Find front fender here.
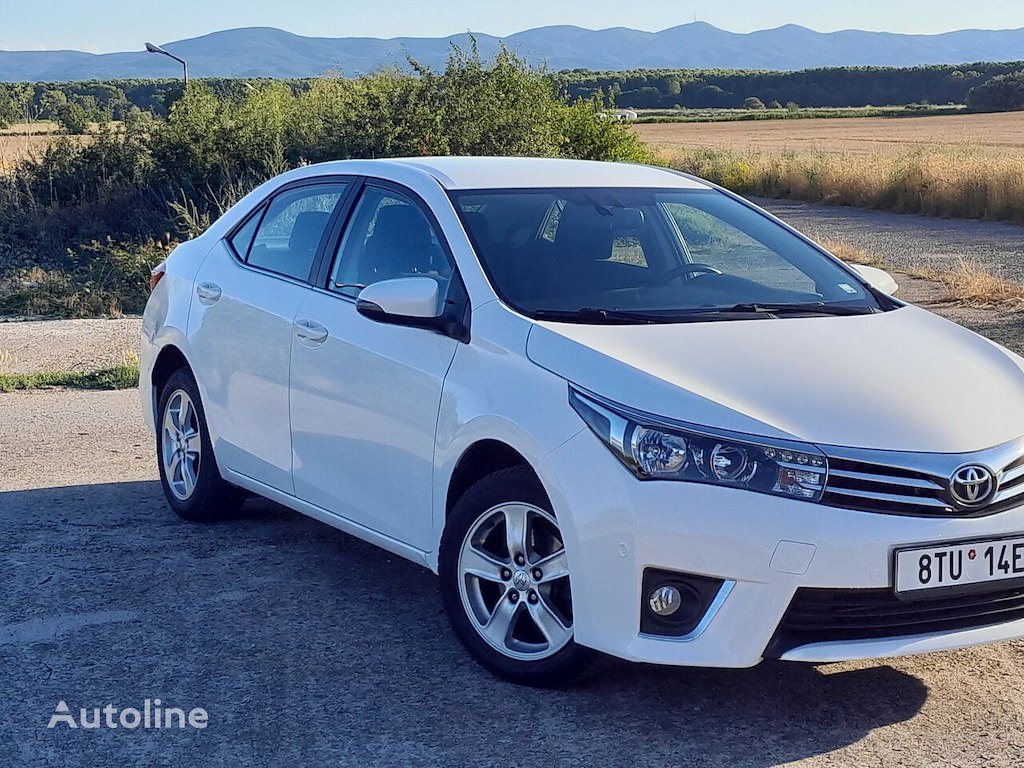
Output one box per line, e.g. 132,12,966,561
430,302,586,571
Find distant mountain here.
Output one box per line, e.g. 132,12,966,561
3,23,1024,82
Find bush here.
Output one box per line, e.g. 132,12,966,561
0,43,652,317
0,239,169,317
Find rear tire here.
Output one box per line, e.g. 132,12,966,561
156,367,243,522
439,466,591,687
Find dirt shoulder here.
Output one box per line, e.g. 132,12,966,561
0,317,142,375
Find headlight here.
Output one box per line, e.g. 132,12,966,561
569,388,827,502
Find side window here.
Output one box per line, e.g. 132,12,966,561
330,187,452,307
229,206,263,260
246,183,347,281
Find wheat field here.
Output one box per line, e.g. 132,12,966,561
633,112,1024,155
0,123,83,171
639,112,1024,223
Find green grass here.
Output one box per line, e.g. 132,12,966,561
0,364,139,393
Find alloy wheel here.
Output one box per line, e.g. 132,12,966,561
161,389,202,501
457,502,573,661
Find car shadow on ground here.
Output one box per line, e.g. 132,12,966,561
1,481,927,767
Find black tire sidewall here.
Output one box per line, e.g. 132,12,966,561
439,466,590,687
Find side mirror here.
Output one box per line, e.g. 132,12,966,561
848,264,899,296
356,277,441,321
356,275,471,342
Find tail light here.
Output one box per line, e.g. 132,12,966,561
149,261,167,292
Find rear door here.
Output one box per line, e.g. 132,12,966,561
289,182,465,551
187,179,351,492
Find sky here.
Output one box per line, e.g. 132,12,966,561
1,0,1022,52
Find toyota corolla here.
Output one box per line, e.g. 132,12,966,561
140,157,1024,686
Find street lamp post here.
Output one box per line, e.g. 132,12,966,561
145,42,188,87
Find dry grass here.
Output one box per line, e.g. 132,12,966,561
817,238,888,268
668,145,1024,222
935,260,1024,308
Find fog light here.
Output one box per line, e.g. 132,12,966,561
648,585,682,617
641,569,726,637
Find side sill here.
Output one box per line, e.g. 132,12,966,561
222,468,435,572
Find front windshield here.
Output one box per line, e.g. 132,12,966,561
451,187,886,321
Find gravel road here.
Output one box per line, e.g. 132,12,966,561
3,388,1024,767
754,197,1024,280
0,318,141,375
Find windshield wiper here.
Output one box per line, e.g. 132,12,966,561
532,302,878,325
724,302,878,317
533,308,678,324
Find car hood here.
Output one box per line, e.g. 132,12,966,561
526,305,1024,453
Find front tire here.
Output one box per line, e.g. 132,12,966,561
156,367,243,522
439,466,591,687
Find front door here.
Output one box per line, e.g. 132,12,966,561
289,183,462,551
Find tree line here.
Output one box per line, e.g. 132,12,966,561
3,60,1024,134
552,62,1024,110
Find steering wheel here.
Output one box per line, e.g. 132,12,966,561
655,263,723,285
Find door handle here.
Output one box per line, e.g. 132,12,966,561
294,319,329,345
196,282,222,305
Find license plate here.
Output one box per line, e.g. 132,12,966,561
895,536,1024,595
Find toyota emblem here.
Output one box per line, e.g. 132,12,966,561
949,464,996,508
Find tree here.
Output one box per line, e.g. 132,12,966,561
0,86,19,127
55,102,90,134
967,71,1024,111
743,96,766,110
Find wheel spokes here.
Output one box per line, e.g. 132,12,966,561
462,546,506,584
166,451,182,484
180,456,197,496
481,592,519,647
535,549,569,584
174,394,192,433
503,506,529,561
527,595,571,646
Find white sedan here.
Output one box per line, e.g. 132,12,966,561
140,156,1024,686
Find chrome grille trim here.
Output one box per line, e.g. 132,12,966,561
819,436,1024,517
824,486,952,509
1002,463,1024,487
995,482,1024,505
827,468,945,491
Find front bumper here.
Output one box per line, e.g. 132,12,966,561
542,430,1024,667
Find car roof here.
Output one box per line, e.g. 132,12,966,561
301,156,712,191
